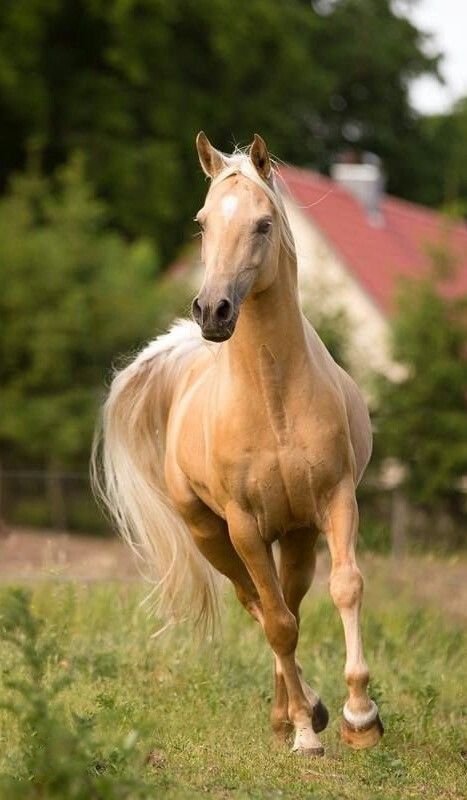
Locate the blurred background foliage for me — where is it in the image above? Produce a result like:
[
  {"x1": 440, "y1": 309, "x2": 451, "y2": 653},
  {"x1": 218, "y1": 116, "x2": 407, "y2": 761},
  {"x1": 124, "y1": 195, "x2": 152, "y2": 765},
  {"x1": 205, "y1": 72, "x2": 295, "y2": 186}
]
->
[
  {"x1": 0, "y1": 0, "x2": 449, "y2": 259},
  {"x1": 376, "y1": 279, "x2": 467, "y2": 517},
  {"x1": 0, "y1": 152, "x2": 190, "y2": 470},
  {"x1": 0, "y1": 0, "x2": 465, "y2": 546}
]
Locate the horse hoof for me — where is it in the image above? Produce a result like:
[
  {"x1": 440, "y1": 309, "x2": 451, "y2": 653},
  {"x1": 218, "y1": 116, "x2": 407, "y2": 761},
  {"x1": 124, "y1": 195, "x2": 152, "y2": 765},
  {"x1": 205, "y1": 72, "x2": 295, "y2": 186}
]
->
[
  {"x1": 340, "y1": 713, "x2": 384, "y2": 750},
  {"x1": 294, "y1": 745, "x2": 325, "y2": 757},
  {"x1": 312, "y1": 699, "x2": 329, "y2": 733}
]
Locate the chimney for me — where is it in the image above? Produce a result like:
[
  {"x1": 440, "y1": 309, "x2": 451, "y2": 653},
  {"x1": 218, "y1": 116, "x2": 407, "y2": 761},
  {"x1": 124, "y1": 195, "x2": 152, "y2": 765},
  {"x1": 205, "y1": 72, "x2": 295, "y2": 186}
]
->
[{"x1": 331, "y1": 152, "x2": 385, "y2": 224}]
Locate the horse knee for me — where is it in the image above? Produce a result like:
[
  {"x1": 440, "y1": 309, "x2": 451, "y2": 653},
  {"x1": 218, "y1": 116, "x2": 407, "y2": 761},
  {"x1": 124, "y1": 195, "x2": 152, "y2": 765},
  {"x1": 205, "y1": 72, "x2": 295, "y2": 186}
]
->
[
  {"x1": 264, "y1": 609, "x2": 298, "y2": 655},
  {"x1": 330, "y1": 563, "x2": 363, "y2": 609}
]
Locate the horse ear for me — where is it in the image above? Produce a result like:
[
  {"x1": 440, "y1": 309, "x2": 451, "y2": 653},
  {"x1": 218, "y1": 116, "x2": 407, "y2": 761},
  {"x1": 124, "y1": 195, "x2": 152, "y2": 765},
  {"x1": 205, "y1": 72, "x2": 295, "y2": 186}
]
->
[
  {"x1": 196, "y1": 131, "x2": 226, "y2": 179},
  {"x1": 250, "y1": 133, "x2": 272, "y2": 180}
]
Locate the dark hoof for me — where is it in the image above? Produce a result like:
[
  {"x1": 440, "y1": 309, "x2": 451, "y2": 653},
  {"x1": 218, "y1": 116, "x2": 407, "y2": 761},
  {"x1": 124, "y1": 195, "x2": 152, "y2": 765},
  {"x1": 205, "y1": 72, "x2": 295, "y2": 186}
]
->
[
  {"x1": 294, "y1": 745, "x2": 325, "y2": 757},
  {"x1": 312, "y1": 699, "x2": 329, "y2": 733},
  {"x1": 340, "y1": 713, "x2": 384, "y2": 750}
]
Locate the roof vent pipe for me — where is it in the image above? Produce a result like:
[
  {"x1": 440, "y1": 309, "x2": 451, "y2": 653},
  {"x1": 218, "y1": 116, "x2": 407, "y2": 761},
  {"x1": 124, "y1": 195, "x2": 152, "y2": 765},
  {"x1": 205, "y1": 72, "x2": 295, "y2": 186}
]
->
[{"x1": 331, "y1": 153, "x2": 385, "y2": 224}]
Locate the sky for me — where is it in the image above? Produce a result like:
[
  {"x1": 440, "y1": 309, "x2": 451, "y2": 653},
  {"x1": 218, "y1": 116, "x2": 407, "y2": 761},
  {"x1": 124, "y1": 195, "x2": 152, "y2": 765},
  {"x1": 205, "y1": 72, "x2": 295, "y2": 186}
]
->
[{"x1": 404, "y1": 0, "x2": 467, "y2": 114}]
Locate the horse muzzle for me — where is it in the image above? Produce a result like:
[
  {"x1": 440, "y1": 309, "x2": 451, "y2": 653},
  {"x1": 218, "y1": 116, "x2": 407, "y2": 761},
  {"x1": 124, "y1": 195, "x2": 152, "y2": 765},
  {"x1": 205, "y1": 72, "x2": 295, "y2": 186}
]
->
[{"x1": 191, "y1": 294, "x2": 238, "y2": 342}]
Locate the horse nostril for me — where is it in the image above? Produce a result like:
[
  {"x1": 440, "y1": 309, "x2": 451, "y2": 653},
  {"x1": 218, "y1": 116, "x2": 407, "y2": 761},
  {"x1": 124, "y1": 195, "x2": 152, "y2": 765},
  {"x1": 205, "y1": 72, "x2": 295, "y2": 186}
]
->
[
  {"x1": 192, "y1": 297, "x2": 202, "y2": 323},
  {"x1": 215, "y1": 298, "x2": 232, "y2": 323}
]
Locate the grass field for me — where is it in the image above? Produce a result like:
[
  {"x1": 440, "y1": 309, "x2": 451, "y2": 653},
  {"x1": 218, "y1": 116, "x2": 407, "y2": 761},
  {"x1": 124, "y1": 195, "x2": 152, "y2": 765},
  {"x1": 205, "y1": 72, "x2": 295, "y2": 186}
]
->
[{"x1": 0, "y1": 573, "x2": 465, "y2": 799}]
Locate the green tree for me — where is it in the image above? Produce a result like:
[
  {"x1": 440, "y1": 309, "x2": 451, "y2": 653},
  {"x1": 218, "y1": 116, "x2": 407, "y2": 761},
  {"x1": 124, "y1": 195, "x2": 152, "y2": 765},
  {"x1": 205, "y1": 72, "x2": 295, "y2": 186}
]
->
[
  {"x1": 307, "y1": 0, "x2": 440, "y2": 190},
  {"x1": 0, "y1": 0, "x2": 438, "y2": 262},
  {"x1": 398, "y1": 97, "x2": 467, "y2": 215},
  {"x1": 0, "y1": 154, "x2": 187, "y2": 470},
  {"x1": 376, "y1": 273, "x2": 467, "y2": 517}
]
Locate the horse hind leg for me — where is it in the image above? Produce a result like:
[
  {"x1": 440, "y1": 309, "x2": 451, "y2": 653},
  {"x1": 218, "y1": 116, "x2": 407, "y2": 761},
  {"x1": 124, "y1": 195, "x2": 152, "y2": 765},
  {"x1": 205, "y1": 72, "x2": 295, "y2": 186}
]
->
[
  {"x1": 273, "y1": 659, "x2": 328, "y2": 743},
  {"x1": 272, "y1": 529, "x2": 329, "y2": 742},
  {"x1": 271, "y1": 655, "x2": 292, "y2": 742}
]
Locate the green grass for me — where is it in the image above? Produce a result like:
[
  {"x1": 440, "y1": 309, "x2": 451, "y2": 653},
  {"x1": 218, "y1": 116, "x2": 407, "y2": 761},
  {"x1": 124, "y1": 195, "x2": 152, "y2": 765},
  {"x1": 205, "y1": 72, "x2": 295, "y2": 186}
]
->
[{"x1": 0, "y1": 578, "x2": 465, "y2": 799}]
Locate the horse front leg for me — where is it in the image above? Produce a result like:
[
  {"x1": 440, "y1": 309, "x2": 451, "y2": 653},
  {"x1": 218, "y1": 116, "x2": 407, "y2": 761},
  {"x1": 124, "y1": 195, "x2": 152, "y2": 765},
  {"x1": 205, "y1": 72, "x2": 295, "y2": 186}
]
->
[
  {"x1": 273, "y1": 529, "x2": 329, "y2": 742},
  {"x1": 324, "y1": 480, "x2": 384, "y2": 749},
  {"x1": 227, "y1": 504, "x2": 324, "y2": 756},
  {"x1": 174, "y1": 493, "x2": 264, "y2": 623}
]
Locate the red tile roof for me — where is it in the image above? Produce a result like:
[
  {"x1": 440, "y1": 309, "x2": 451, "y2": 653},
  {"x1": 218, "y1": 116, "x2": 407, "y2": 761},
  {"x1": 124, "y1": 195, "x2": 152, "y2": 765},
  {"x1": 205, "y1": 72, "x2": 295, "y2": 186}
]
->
[{"x1": 279, "y1": 165, "x2": 467, "y2": 315}]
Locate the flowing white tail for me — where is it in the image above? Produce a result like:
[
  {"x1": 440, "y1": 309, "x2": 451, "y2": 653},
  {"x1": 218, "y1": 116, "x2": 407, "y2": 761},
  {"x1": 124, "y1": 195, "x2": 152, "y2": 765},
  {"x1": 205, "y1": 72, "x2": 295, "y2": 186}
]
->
[{"x1": 91, "y1": 320, "x2": 220, "y2": 633}]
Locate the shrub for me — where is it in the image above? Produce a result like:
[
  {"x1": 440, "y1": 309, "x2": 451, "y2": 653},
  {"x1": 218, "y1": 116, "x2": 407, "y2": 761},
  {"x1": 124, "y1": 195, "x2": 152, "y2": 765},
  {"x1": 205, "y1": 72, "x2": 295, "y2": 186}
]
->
[{"x1": 0, "y1": 587, "x2": 148, "y2": 799}]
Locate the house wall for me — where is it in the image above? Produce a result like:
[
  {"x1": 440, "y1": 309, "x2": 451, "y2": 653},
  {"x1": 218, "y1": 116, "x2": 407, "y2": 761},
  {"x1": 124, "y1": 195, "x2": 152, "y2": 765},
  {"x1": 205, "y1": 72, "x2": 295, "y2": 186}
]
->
[{"x1": 282, "y1": 193, "x2": 396, "y2": 383}]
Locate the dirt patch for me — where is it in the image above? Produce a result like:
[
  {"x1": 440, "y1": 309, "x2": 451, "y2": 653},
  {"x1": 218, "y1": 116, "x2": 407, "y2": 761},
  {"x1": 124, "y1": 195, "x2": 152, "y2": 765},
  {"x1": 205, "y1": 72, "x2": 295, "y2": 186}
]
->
[
  {"x1": 371, "y1": 552, "x2": 467, "y2": 624},
  {"x1": 0, "y1": 527, "x2": 139, "y2": 581},
  {"x1": 1, "y1": 526, "x2": 466, "y2": 623}
]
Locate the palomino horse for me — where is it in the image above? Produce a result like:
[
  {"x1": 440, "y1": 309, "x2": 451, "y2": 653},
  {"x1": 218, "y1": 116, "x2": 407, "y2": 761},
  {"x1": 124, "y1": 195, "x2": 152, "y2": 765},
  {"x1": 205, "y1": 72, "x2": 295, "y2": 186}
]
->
[{"x1": 93, "y1": 133, "x2": 383, "y2": 756}]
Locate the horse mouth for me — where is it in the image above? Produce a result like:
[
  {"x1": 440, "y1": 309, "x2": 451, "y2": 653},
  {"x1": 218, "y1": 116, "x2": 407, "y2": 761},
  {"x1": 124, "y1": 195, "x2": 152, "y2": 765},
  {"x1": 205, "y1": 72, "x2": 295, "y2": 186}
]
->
[{"x1": 201, "y1": 327, "x2": 234, "y2": 343}]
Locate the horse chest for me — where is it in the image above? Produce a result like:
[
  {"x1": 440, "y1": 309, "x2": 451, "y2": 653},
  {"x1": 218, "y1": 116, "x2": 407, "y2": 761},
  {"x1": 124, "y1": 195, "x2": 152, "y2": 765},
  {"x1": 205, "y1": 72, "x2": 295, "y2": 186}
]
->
[
  {"x1": 246, "y1": 447, "x2": 326, "y2": 535},
  {"x1": 178, "y1": 345, "x2": 349, "y2": 536},
  {"x1": 227, "y1": 360, "x2": 346, "y2": 532},
  {"x1": 212, "y1": 428, "x2": 345, "y2": 538}
]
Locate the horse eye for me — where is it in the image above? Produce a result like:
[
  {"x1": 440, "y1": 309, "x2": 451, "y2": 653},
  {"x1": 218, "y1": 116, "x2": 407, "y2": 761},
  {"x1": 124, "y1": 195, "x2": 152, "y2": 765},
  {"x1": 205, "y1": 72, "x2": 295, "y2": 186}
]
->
[
  {"x1": 195, "y1": 217, "x2": 205, "y2": 232},
  {"x1": 256, "y1": 217, "x2": 272, "y2": 235}
]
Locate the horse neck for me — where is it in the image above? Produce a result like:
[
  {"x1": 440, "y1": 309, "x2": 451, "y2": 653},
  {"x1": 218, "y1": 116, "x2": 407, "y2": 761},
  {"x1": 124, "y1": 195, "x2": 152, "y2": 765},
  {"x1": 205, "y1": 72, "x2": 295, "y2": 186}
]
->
[{"x1": 225, "y1": 247, "x2": 308, "y2": 386}]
